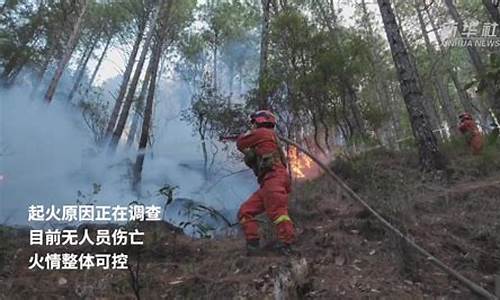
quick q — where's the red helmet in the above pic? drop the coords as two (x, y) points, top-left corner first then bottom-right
(249, 110), (277, 125)
(459, 112), (472, 120)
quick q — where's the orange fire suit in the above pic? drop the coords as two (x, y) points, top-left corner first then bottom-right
(236, 127), (295, 244)
(459, 119), (484, 155)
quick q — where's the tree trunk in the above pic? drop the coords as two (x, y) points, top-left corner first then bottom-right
(238, 65), (243, 96)
(127, 64), (152, 147)
(444, 0), (500, 120)
(30, 56), (52, 96)
(200, 119), (209, 179)
(310, 111), (327, 155)
(424, 6), (475, 114)
(314, 0), (366, 138)
(258, 0), (271, 110)
(132, 0), (172, 193)
(482, 0), (500, 24)
(132, 40), (162, 192)
(105, 19), (148, 138)
(67, 35), (99, 103)
(44, 0), (88, 103)
(0, 2), (6, 15)
(1, 1), (46, 85)
(228, 62), (234, 103)
(393, 3), (443, 133)
(415, 3), (457, 132)
(377, 0), (445, 171)
(344, 83), (365, 136)
(213, 41), (218, 91)
(1, 53), (22, 85)
(81, 35), (112, 101)
(361, 0), (401, 146)
(109, 5), (161, 149)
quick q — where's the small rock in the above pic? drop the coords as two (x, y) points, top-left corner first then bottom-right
(58, 277), (67, 286)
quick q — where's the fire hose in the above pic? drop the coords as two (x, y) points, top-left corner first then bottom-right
(219, 133), (496, 298)
(277, 135), (498, 299)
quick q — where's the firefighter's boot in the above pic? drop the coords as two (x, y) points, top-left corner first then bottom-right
(246, 239), (262, 256)
(274, 241), (299, 257)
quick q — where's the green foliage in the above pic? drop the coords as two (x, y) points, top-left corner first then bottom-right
(79, 97), (109, 143)
(181, 75), (250, 139)
(158, 184), (231, 238)
(363, 100), (390, 131)
(2, 0), (497, 175)
(178, 201), (229, 238)
(177, 0), (259, 94)
(165, 0), (197, 40)
(442, 136), (500, 177)
(0, 0), (134, 84)
(262, 5), (375, 142)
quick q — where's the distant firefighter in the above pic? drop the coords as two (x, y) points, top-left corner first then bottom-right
(488, 121), (499, 145)
(458, 112), (484, 155)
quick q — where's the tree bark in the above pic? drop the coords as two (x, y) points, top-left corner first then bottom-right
(200, 118), (209, 179)
(314, 0), (367, 138)
(212, 28), (219, 92)
(105, 18), (148, 137)
(377, 0), (445, 171)
(109, 5), (161, 149)
(67, 35), (100, 103)
(361, 0), (401, 145)
(1, 1), (46, 85)
(81, 34), (112, 101)
(1, 53), (22, 85)
(44, 0), (88, 103)
(131, 0), (175, 189)
(424, 7), (475, 114)
(126, 64), (152, 147)
(257, 0), (271, 110)
(132, 40), (162, 192)
(415, 2), (458, 132)
(444, 0), (499, 120)
(85, 36), (113, 95)
(482, 0), (500, 25)
(344, 84), (365, 136)
(393, 3), (442, 133)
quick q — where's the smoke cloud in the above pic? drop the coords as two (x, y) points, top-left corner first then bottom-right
(0, 77), (255, 227)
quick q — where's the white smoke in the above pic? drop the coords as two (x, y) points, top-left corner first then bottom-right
(0, 77), (256, 226)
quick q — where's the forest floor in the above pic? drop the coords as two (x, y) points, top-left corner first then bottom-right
(1, 141), (500, 299)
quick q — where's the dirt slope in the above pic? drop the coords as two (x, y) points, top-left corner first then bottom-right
(1, 150), (499, 299)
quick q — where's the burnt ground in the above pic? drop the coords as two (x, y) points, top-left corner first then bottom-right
(0, 146), (499, 299)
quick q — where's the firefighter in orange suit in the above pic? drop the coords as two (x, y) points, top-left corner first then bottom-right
(236, 110), (295, 256)
(458, 112), (484, 155)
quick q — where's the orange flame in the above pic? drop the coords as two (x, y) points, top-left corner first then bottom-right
(288, 146), (315, 179)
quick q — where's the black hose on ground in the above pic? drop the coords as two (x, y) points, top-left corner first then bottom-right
(278, 135), (497, 300)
